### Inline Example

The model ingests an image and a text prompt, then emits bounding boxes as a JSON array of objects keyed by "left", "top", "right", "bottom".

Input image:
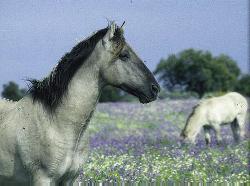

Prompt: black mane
[
  {"left": 29, "top": 28, "right": 110, "bottom": 111},
  {"left": 186, "top": 103, "right": 200, "bottom": 124}
]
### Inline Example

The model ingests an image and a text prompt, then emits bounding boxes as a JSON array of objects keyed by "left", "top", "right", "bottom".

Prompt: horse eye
[{"left": 119, "top": 52, "right": 130, "bottom": 61}]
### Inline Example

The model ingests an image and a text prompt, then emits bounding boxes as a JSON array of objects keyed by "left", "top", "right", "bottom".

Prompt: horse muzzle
[{"left": 139, "top": 83, "right": 160, "bottom": 104}]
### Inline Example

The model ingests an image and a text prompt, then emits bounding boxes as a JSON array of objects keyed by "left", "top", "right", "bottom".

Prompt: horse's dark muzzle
[{"left": 139, "top": 83, "right": 160, "bottom": 104}]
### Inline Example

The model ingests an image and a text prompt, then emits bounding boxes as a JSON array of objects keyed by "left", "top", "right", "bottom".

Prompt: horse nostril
[{"left": 151, "top": 84, "right": 159, "bottom": 95}]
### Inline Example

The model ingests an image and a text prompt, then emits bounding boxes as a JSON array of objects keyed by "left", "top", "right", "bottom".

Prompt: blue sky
[{"left": 0, "top": 0, "right": 248, "bottom": 91}]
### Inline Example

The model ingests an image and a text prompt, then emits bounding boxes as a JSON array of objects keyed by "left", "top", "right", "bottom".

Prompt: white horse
[
  {"left": 181, "top": 92, "right": 248, "bottom": 144},
  {"left": 0, "top": 22, "right": 160, "bottom": 185}
]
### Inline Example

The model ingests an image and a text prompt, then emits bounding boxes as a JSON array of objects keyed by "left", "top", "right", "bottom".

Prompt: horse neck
[
  {"left": 53, "top": 58, "right": 103, "bottom": 133},
  {"left": 186, "top": 112, "right": 203, "bottom": 136}
]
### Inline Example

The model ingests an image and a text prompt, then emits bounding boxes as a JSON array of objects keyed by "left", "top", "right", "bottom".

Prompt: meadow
[{"left": 80, "top": 99, "right": 250, "bottom": 183}]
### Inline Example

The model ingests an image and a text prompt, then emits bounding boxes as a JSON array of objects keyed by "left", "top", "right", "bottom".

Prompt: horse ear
[
  {"left": 120, "top": 21, "right": 125, "bottom": 33},
  {"left": 103, "top": 22, "right": 117, "bottom": 42}
]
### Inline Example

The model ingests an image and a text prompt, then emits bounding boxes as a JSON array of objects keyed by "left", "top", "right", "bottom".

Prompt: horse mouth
[
  {"left": 119, "top": 84, "right": 157, "bottom": 104},
  {"left": 138, "top": 94, "right": 155, "bottom": 104}
]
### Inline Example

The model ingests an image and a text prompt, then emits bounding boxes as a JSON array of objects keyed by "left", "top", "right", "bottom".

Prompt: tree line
[
  {"left": 154, "top": 49, "right": 250, "bottom": 98},
  {"left": 1, "top": 48, "right": 250, "bottom": 101}
]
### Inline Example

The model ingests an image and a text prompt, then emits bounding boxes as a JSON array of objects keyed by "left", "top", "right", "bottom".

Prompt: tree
[
  {"left": 154, "top": 49, "right": 240, "bottom": 97},
  {"left": 1, "top": 81, "right": 26, "bottom": 101},
  {"left": 99, "top": 86, "right": 126, "bottom": 102},
  {"left": 235, "top": 74, "right": 250, "bottom": 97}
]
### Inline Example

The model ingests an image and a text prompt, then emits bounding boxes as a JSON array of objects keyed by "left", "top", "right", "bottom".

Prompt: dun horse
[
  {"left": 0, "top": 22, "right": 160, "bottom": 185},
  {"left": 181, "top": 92, "right": 248, "bottom": 144}
]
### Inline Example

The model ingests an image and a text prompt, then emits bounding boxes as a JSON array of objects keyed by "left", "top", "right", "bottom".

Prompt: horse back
[{"left": 198, "top": 92, "right": 248, "bottom": 124}]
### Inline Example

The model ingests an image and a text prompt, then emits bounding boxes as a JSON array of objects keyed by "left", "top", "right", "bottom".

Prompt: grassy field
[{"left": 79, "top": 99, "right": 250, "bottom": 183}]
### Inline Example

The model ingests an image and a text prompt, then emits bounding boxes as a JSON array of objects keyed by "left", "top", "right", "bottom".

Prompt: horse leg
[
  {"left": 61, "top": 176, "right": 78, "bottom": 186},
  {"left": 32, "top": 170, "right": 55, "bottom": 186},
  {"left": 57, "top": 170, "right": 80, "bottom": 186},
  {"left": 236, "top": 113, "right": 246, "bottom": 139},
  {"left": 203, "top": 126, "right": 211, "bottom": 145},
  {"left": 231, "top": 118, "right": 242, "bottom": 143},
  {"left": 213, "top": 125, "right": 222, "bottom": 145}
]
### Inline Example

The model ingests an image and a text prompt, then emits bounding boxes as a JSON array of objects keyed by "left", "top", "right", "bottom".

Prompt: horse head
[{"left": 96, "top": 22, "right": 160, "bottom": 103}]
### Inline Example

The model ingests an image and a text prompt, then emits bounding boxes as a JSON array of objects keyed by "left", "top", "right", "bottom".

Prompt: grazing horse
[
  {"left": 181, "top": 92, "right": 248, "bottom": 145},
  {"left": 0, "top": 22, "right": 160, "bottom": 185}
]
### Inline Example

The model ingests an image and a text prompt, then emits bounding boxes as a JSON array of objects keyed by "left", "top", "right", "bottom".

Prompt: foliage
[
  {"left": 202, "top": 91, "right": 227, "bottom": 99},
  {"left": 82, "top": 100, "right": 249, "bottom": 183},
  {"left": 99, "top": 86, "right": 123, "bottom": 103},
  {"left": 235, "top": 74, "right": 250, "bottom": 97},
  {"left": 158, "top": 89, "right": 198, "bottom": 100},
  {"left": 1, "top": 81, "right": 26, "bottom": 101},
  {"left": 99, "top": 86, "right": 135, "bottom": 103},
  {"left": 154, "top": 49, "right": 241, "bottom": 97}
]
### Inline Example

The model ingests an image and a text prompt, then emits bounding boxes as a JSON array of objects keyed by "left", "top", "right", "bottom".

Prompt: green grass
[{"left": 80, "top": 99, "right": 250, "bottom": 183}]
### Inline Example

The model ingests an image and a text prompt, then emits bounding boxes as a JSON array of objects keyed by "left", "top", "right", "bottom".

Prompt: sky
[{"left": 0, "top": 0, "right": 248, "bottom": 92}]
